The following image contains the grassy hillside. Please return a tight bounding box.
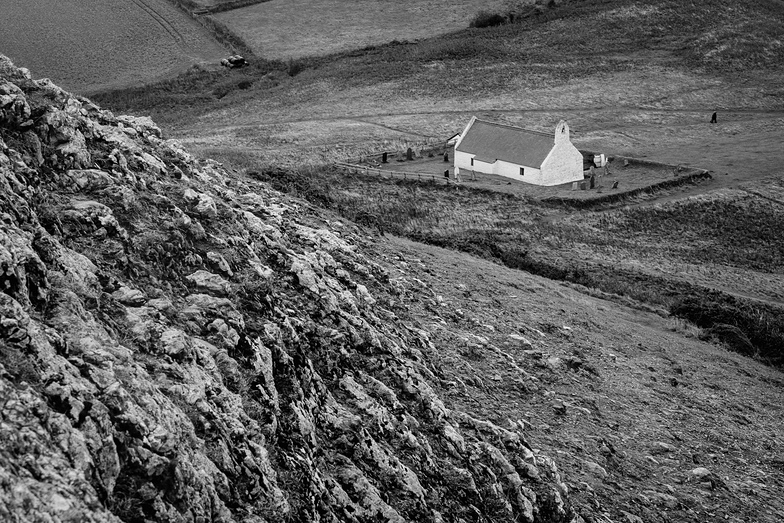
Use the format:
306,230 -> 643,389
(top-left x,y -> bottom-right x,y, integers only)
199,159 -> 784,367
87,0 -> 784,366
213,0 -> 510,60
94,0 -> 784,116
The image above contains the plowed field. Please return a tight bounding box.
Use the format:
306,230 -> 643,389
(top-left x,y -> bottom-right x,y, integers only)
0,0 -> 227,94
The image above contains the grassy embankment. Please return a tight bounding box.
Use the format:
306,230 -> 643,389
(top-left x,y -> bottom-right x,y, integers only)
208,148 -> 784,367
92,0 -> 784,364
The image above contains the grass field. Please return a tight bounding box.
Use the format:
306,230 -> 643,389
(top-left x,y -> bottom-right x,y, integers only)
0,0 -> 227,94
229,161 -> 784,365
91,0 -> 784,366
377,150 -> 704,201
214,0 -> 510,59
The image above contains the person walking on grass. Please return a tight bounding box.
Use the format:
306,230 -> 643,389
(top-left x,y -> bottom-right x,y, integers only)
710,112 -> 717,124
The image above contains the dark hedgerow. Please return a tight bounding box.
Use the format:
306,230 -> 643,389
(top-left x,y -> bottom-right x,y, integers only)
469,11 -> 506,28
671,296 -> 784,366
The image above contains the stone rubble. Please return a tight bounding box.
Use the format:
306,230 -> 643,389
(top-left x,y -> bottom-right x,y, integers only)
0,55 -> 583,522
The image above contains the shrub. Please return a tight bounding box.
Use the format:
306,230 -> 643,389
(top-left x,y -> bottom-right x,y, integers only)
671,296 -> 784,366
213,85 -> 231,99
287,59 -> 305,77
469,11 -> 506,28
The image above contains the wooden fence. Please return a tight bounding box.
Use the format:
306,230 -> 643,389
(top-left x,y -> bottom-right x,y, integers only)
335,162 -> 452,184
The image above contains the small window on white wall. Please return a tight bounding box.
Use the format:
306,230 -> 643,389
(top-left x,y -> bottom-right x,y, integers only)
520,167 -> 525,176
470,158 -> 474,166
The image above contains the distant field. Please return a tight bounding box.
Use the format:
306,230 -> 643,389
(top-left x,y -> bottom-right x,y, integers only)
214,0 -> 509,59
0,0 -> 227,94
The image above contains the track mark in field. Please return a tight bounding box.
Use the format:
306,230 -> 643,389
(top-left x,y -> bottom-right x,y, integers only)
192,118 -> 437,140
192,107 -> 784,143
129,0 -> 186,44
348,117 -> 439,138
207,107 -> 784,131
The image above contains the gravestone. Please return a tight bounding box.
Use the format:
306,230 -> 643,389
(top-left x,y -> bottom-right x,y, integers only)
382,152 -> 388,164
612,180 -> 619,189
443,151 -> 449,162
589,175 -> 595,189
406,148 -> 413,161
572,181 -> 579,191
444,169 -> 449,179
580,182 -> 587,190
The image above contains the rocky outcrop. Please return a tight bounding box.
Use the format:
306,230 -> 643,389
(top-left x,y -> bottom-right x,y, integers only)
0,55 -> 582,522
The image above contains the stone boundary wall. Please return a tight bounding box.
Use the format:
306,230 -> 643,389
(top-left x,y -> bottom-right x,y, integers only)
542,169 -> 712,208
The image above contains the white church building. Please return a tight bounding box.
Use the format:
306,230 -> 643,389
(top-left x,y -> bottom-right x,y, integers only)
454,117 -> 584,186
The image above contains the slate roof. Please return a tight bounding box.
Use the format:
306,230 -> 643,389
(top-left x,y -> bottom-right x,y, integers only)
456,119 -> 555,168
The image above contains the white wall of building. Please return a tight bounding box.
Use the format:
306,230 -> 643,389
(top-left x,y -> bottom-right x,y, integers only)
539,140 -> 584,186
454,150 -> 476,173
495,160 -> 541,183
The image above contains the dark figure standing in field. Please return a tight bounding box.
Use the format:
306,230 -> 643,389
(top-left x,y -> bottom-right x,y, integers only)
710,112 -> 717,124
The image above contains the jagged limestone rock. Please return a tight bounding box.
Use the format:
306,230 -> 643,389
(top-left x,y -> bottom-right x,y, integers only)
0,54 -> 582,523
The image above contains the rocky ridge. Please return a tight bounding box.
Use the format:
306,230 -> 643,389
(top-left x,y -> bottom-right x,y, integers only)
0,56 -> 581,522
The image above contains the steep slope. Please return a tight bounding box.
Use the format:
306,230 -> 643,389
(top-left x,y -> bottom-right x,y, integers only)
374,237 -> 784,523
0,56 -> 582,522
